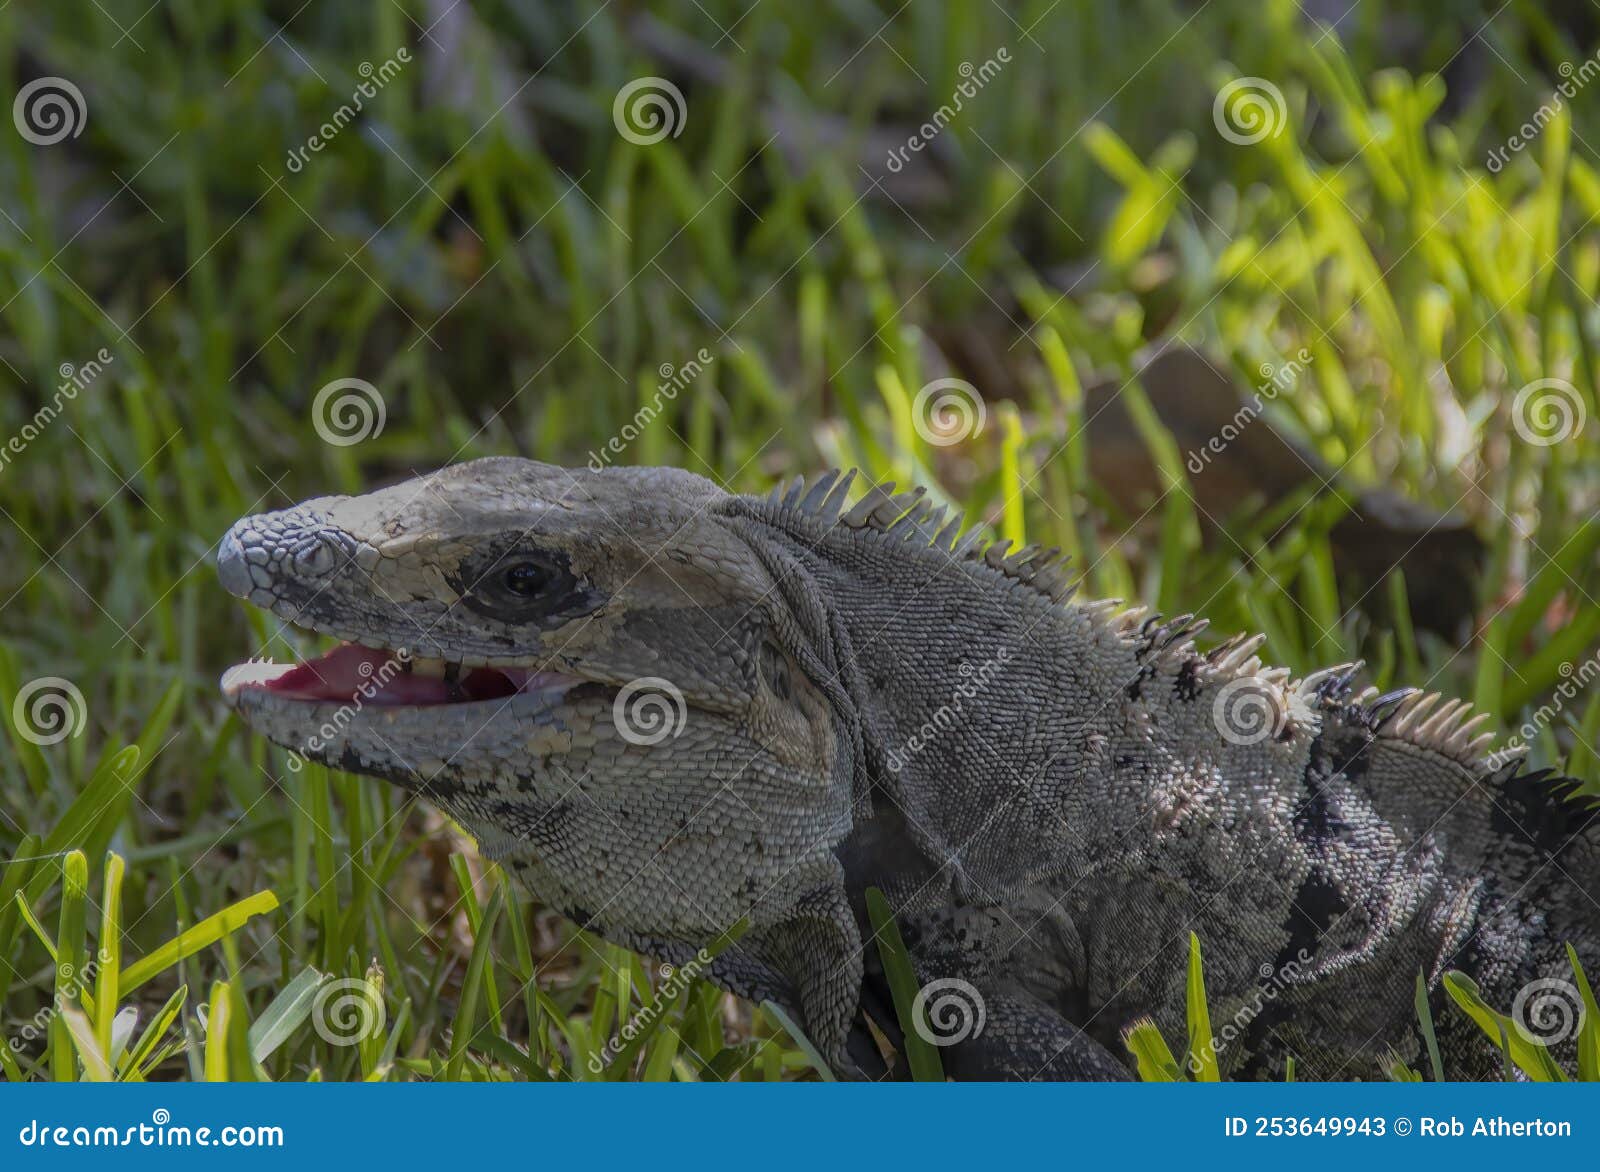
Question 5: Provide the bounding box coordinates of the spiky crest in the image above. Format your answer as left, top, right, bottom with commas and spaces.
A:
748, 469, 1587, 792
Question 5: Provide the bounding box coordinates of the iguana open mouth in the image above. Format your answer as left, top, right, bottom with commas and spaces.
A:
221, 640, 576, 707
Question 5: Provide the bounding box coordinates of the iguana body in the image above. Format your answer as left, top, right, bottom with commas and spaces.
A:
217, 458, 1599, 1079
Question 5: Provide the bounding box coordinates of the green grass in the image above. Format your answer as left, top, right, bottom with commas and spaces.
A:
1, 0, 1598, 1080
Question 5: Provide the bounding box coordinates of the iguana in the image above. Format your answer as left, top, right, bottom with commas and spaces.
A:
217, 457, 1599, 1080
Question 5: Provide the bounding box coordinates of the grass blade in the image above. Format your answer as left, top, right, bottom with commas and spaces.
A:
119, 889, 279, 995
865, 886, 944, 1082
1184, 932, 1220, 1081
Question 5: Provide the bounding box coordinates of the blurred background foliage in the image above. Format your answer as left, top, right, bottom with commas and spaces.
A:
0, 0, 1597, 1079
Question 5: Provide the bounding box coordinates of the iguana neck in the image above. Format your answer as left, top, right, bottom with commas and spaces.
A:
733, 500, 1291, 892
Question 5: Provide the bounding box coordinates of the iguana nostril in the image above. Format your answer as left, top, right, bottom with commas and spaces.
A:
293, 535, 340, 577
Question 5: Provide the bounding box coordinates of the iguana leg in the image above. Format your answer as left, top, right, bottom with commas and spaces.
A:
884, 900, 1132, 1080
934, 983, 1132, 1081
755, 880, 868, 1078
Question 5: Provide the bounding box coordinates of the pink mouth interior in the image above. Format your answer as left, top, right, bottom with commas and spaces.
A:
243, 643, 527, 705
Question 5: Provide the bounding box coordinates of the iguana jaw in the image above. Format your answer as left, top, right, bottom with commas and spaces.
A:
220, 623, 592, 780
220, 638, 581, 707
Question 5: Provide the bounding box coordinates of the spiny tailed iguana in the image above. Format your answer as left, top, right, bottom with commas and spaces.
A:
217, 458, 1599, 1080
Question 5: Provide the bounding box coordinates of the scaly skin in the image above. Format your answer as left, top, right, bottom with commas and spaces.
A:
218, 458, 1599, 1079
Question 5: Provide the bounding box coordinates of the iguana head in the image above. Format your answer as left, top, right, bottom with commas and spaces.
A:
217, 457, 855, 940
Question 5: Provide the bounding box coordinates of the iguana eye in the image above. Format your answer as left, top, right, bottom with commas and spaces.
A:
454, 544, 601, 625
502, 561, 552, 597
